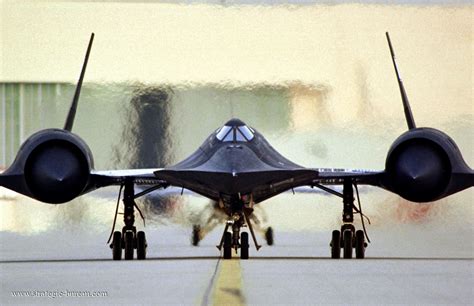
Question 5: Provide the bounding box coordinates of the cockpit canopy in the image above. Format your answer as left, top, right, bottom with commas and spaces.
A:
216, 119, 255, 142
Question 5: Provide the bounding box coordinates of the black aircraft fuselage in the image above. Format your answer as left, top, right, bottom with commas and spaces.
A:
155, 118, 318, 205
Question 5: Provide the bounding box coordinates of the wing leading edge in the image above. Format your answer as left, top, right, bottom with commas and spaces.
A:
148, 167, 383, 203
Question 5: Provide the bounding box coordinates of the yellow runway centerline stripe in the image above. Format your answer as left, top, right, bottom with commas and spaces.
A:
212, 259, 245, 306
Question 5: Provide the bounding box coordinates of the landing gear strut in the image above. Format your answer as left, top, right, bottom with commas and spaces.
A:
109, 178, 147, 260
217, 208, 259, 260
330, 179, 368, 259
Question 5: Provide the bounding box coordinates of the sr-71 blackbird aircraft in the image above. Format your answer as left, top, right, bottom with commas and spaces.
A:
0, 33, 472, 260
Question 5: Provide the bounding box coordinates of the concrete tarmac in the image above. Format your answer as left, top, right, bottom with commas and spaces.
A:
1, 226, 472, 305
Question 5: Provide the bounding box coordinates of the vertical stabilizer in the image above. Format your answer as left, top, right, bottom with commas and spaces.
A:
64, 33, 95, 132
386, 32, 416, 130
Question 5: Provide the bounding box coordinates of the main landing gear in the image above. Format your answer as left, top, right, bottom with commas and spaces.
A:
330, 180, 369, 259
109, 178, 148, 260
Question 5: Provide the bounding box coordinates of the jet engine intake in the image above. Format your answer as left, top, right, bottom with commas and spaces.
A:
384, 128, 455, 202
11, 129, 93, 204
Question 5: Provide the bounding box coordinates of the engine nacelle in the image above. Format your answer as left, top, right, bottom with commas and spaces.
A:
6, 129, 94, 204
383, 127, 469, 202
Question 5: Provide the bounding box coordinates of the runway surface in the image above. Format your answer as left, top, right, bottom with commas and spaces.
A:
1, 226, 472, 305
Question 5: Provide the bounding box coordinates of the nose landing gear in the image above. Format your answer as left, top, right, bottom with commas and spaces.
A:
217, 210, 259, 260
217, 213, 249, 260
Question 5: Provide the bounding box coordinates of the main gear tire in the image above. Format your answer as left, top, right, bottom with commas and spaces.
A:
137, 231, 147, 260
331, 230, 341, 259
124, 231, 134, 260
355, 230, 365, 259
112, 231, 122, 260
343, 230, 353, 259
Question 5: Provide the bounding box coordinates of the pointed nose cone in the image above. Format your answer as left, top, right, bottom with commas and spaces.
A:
31, 146, 82, 186
42, 163, 75, 184
224, 118, 246, 127
398, 157, 435, 183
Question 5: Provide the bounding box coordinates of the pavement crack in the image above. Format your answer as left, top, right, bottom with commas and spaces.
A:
200, 257, 222, 306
